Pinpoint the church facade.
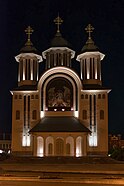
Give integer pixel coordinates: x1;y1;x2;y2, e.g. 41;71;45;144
11;16;110;157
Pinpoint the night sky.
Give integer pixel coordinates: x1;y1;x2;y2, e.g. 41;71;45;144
0;0;124;135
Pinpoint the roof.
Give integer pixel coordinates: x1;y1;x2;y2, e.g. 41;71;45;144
12;85;37;91
50;32;71;48
20;40;38;53
81;38;99;53
30;116;90;133
83;84;111;90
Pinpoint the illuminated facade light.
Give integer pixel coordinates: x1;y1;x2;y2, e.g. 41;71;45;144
0;150;3;154
41;111;44;118
22;133;31;147
89;133;97;147
74;111;78;118
22;135;26;147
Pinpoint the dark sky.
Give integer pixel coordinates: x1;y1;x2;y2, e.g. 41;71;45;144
0;0;124;135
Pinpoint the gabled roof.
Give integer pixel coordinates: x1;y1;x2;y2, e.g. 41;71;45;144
30;116;90;133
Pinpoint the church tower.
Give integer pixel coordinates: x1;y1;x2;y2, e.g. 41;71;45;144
11;26;42;155
77;24;110;155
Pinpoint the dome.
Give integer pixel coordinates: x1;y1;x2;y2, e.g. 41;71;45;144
81;37;99;53
20;40;38;53
50;31;71;48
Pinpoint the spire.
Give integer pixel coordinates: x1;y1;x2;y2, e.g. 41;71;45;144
80;23;98;52
54;13;63;33
49;15;71;47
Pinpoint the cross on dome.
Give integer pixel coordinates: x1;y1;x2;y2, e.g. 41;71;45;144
54;14;63;33
25;26;34;42
85;24;94;39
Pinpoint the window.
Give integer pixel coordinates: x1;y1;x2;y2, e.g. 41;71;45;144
100;110;104;120
32;110;37;120
102;94;105;99
31;95;34;99
19;95;22;99
83;110;87;120
48;143;53;155
16;110;20;120
81;95;84;99
56;138;64;155
98;94;101;99
14;95;18;99
35;95;38;99
66;143;70;155
85;94;88;99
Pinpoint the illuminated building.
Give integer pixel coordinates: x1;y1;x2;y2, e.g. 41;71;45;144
11;16;110;156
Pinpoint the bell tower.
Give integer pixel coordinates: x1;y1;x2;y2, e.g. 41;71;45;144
77;24;111;155
77;24;105;86
42;15;75;69
15;26;42;86
11;26;42;155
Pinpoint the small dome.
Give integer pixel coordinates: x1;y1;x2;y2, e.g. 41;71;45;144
50;31;71;48
19;26;38;54
81;37;99;53
20;40;38;53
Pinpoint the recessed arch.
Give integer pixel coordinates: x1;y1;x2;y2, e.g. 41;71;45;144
38;67;82;113
46;136;54;156
37;136;44;157
66;136;74;156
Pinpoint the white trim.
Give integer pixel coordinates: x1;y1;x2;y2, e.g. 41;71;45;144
81;89;111;93
76;51;105;61
15;53;43;63
42;47;75;59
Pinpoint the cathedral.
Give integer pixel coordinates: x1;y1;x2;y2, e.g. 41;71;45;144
11;16;110;157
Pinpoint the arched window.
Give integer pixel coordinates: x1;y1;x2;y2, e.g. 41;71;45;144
66;136;74;156
35;95;38;99
66;143;70;155
81;94;84;99
48;143;53;155
56;138;64;155
19;95;22;99
85;94;88;99
15;95;18;99
76;136;82;157
32;110;37;120
46;136;54;156
31;95;34;99
100;110;104;120
83;110;87;120
37;136;44;157
102;94;105;99
98;94;101;99
16;110;20;120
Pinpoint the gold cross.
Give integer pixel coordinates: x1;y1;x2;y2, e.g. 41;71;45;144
54;14;63;33
85;24;94;39
25;26;34;42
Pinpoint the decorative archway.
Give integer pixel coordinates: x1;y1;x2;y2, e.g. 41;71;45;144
66;136;74;156
37;136;44;157
56;138;64;155
76;136;83;157
46;136;54;156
